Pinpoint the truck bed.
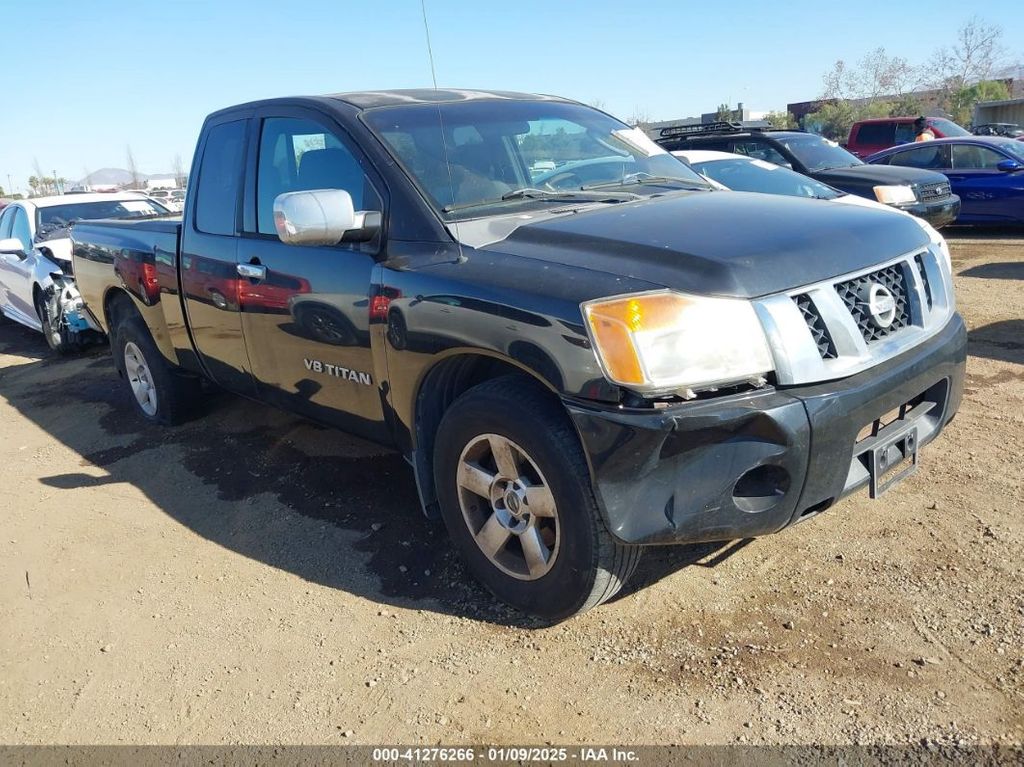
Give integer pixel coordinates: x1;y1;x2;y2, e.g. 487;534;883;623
71;216;188;363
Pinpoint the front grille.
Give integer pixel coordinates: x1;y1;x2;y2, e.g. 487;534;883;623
834;264;911;343
917;181;951;201
793;294;837;359
915;253;933;310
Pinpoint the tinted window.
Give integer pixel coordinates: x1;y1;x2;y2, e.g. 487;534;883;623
730;141;790;166
0;207;13;239
12;208;32;249
854;123;895;145
37;199;169;235
774;135;862;171
195;120;246;236
365;100;710;219
929;119;970;137
893;123;916;144
256;116;380;236
952;144;1006;170
888;145;950;169
692;157;841;199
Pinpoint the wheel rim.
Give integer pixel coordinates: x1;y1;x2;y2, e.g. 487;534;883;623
123;341;158;416
38;299;61;347
456;434;560;581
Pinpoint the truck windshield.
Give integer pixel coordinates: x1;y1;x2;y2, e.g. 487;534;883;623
363;100;712;219
37;198;170;235
776;135;863;171
928;118;970;137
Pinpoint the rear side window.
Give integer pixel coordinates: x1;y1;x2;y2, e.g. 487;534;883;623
731;140;789;166
854;123;895;145
194;120;246;236
894;123;915;144
888;145;950;169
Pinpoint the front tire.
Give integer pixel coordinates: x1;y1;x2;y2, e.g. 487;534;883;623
36;289;80;355
113;315;200;425
434;376;640;622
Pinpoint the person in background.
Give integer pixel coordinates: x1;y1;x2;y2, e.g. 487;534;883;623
914;116;936;142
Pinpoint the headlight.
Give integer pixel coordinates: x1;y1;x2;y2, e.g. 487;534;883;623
873;185;917;205
582;291;774;395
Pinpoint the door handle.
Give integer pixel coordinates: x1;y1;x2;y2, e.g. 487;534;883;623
237;263;266;280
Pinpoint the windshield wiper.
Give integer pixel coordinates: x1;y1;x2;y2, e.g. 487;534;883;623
442;188;639;213
583;172;712;191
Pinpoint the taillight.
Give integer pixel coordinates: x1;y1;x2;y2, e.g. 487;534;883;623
141;263;160;303
369;294;391;320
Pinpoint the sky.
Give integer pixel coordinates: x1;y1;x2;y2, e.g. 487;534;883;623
1;0;1021;194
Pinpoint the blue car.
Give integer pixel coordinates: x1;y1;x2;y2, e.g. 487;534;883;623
866;136;1024;225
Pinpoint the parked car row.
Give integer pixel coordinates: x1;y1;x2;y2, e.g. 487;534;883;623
656;122;962;227
657;120;1023;226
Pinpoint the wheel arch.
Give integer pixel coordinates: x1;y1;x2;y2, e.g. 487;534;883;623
408;349;565;519
102;285;178;366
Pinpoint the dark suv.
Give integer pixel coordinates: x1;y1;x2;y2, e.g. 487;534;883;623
658;122;961;227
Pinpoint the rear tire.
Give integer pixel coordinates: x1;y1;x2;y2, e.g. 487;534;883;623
433;375;640;622
113;315;200;425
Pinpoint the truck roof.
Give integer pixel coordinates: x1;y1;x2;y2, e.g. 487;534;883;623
327;88;569;109
209;89;571;118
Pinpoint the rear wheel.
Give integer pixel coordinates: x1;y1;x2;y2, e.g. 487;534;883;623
113;315;200;425
434;376;640;621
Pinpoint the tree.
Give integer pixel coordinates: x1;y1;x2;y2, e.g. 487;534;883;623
126;145;141;190
626;107;651;128
765;111;798;130
948;79;1011;126
172;154;187;188
822;47;919;104
715;103;734;122
931;16;1005;93
803;101;857;141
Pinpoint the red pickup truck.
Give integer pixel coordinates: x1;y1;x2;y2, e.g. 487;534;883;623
847;117;970;158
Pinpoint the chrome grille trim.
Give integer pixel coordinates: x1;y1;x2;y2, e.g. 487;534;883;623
754;245;955;386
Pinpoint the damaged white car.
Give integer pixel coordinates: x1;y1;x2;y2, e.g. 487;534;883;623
0;193;170;353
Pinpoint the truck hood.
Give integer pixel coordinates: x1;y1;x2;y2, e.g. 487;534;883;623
812;163;947;187
477;191;930;298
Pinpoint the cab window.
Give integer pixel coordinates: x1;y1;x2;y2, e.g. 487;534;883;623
854;122;894;145
194;120;247;236
255;116;381;236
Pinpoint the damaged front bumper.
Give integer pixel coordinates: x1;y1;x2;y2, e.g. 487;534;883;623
565;313;967;546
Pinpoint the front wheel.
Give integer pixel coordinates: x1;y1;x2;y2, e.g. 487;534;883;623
434;376;640;622
36;289;80;355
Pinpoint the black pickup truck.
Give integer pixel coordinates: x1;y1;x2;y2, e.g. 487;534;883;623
72;89;966;621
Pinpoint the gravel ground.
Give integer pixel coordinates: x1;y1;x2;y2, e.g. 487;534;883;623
0;239;1021;747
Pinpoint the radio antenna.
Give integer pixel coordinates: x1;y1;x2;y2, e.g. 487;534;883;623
420;0;465;262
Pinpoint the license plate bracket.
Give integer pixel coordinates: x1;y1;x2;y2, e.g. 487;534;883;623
868;424;919;499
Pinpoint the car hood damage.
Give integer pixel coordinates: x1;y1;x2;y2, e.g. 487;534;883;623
474;191;930;299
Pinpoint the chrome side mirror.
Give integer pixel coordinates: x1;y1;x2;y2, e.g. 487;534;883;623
0;237;27;257
273;189;380;247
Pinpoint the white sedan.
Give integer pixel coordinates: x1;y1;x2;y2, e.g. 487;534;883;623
672;149;950;255
0;192;169;352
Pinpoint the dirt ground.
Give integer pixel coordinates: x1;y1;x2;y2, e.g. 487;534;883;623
0;237;1021;748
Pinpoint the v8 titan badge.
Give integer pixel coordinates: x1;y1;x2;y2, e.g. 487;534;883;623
304;358;373;385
